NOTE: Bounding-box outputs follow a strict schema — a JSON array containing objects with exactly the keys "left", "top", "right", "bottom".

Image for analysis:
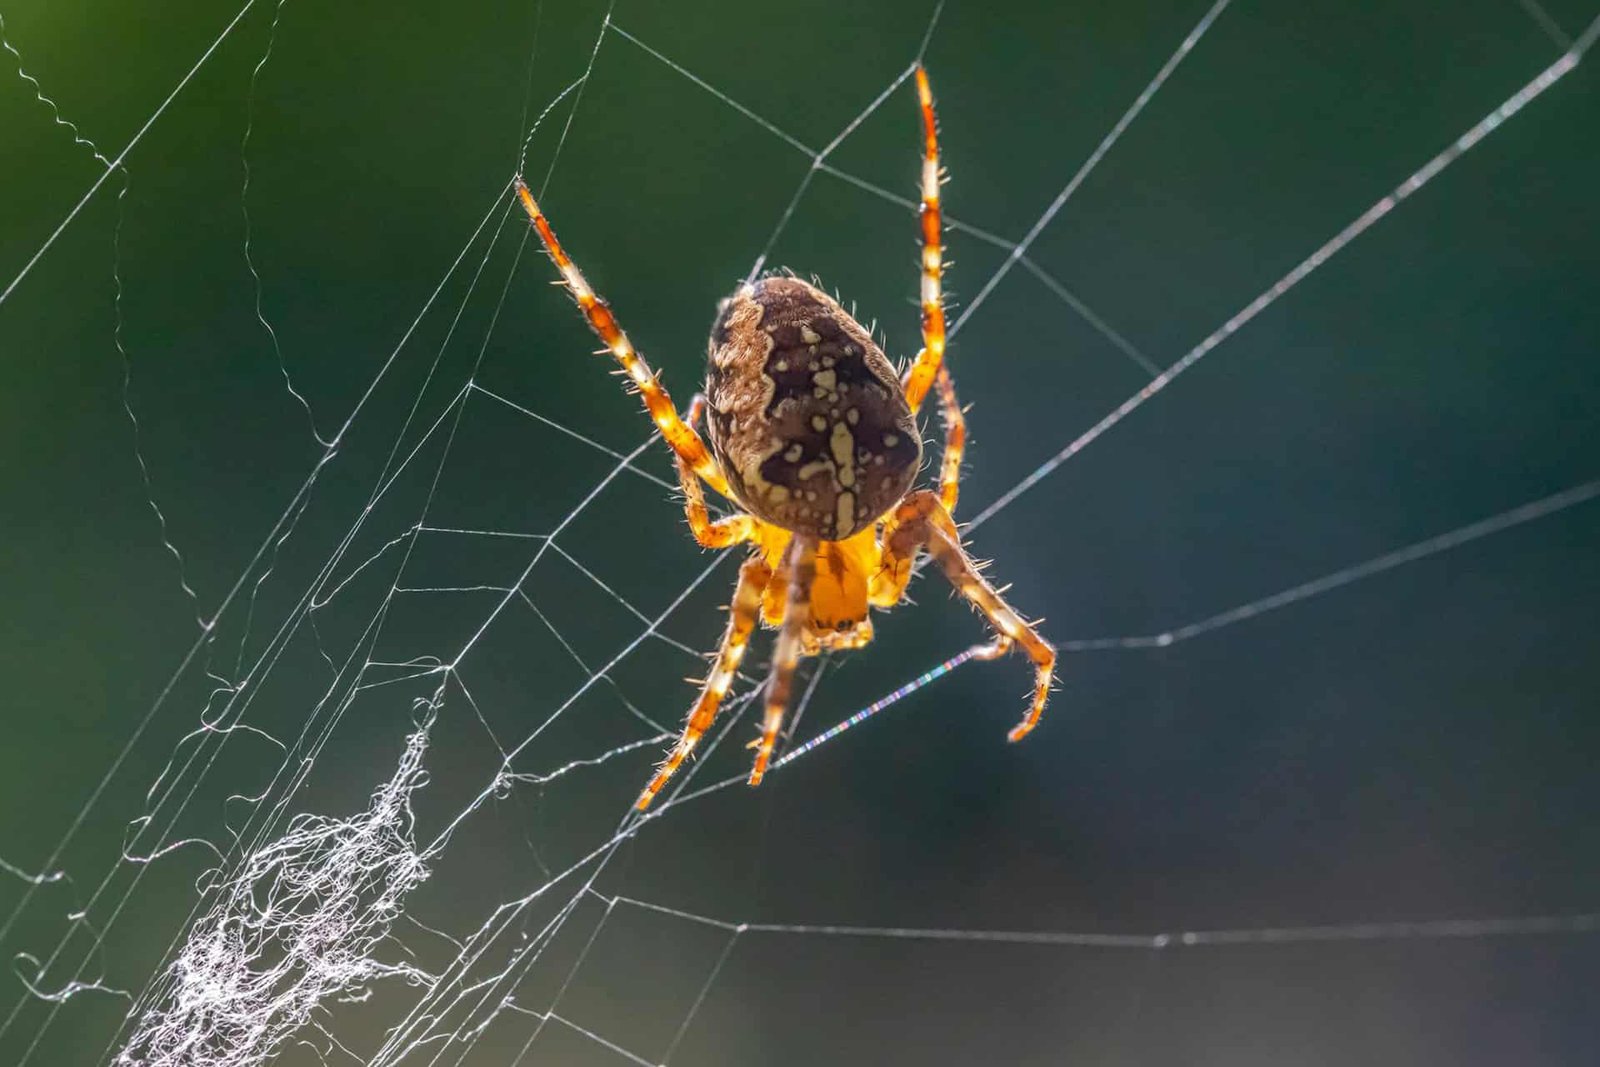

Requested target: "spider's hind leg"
[
  {"left": 636, "top": 554, "right": 771, "bottom": 810},
  {"left": 749, "top": 538, "right": 817, "bottom": 786}
]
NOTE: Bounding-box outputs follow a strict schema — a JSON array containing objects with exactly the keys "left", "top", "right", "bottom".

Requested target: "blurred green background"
[{"left": 2, "top": 0, "right": 1598, "bottom": 1063}]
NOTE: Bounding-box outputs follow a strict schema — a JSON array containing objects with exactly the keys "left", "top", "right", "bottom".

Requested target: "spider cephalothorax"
[
  {"left": 705, "top": 276, "right": 922, "bottom": 541},
  {"left": 515, "top": 67, "right": 1056, "bottom": 811}
]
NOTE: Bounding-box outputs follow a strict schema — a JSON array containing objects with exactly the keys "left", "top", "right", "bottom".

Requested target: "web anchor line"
[
  {"left": 948, "top": 0, "right": 1236, "bottom": 339},
  {"left": 967, "top": 14, "right": 1600, "bottom": 532},
  {"left": 597, "top": 891, "right": 1600, "bottom": 950},
  {"left": 777, "top": 475, "right": 1600, "bottom": 770}
]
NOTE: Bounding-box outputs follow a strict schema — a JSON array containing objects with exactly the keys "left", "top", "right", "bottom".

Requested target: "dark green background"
[{"left": 2, "top": 0, "right": 1598, "bottom": 1063}]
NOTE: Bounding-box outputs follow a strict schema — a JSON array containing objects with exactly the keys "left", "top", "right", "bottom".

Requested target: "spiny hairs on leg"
[
  {"left": 933, "top": 366, "right": 964, "bottom": 513},
  {"left": 512, "top": 178, "right": 731, "bottom": 498},
  {"left": 635, "top": 556, "right": 771, "bottom": 810},
  {"left": 901, "top": 65, "right": 946, "bottom": 414},
  {"left": 748, "top": 538, "right": 816, "bottom": 785}
]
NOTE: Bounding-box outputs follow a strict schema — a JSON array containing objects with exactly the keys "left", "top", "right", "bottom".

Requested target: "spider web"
[{"left": 2, "top": 0, "right": 1599, "bottom": 1063}]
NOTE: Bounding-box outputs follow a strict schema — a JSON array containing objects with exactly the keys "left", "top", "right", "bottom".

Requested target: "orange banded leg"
[
  {"left": 901, "top": 65, "right": 946, "bottom": 415},
  {"left": 886, "top": 491, "right": 1056, "bottom": 742},
  {"left": 748, "top": 538, "right": 817, "bottom": 785},
  {"left": 868, "top": 506, "right": 998, "bottom": 663},
  {"left": 636, "top": 555, "right": 772, "bottom": 810},
  {"left": 933, "top": 366, "right": 964, "bottom": 514},
  {"left": 678, "top": 395, "right": 755, "bottom": 549},
  {"left": 514, "top": 180, "right": 732, "bottom": 498}
]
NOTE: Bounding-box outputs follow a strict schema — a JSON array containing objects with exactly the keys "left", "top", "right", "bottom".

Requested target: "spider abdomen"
[{"left": 704, "top": 276, "right": 921, "bottom": 540}]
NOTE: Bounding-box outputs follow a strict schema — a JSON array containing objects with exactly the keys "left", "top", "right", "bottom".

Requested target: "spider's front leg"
[
  {"left": 882, "top": 491, "right": 1056, "bottom": 742},
  {"left": 636, "top": 554, "right": 772, "bottom": 810},
  {"left": 748, "top": 537, "right": 817, "bottom": 785},
  {"left": 514, "top": 180, "right": 733, "bottom": 499},
  {"left": 901, "top": 65, "right": 947, "bottom": 415},
  {"left": 899, "top": 69, "right": 967, "bottom": 518}
]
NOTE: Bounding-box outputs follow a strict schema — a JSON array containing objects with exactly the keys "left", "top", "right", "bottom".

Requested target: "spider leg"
[
  {"left": 933, "top": 366, "right": 965, "bottom": 514},
  {"left": 901, "top": 65, "right": 946, "bottom": 415},
  {"left": 867, "top": 378, "right": 970, "bottom": 604},
  {"left": 636, "top": 554, "right": 772, "bottom": 811},
  {"left": 748, "top": 537, "right": 817, "bottom": 785},
  {"left": 515, "top": 180, "right": 733, "bottom": 499},
  {"left": 677, "top": 395, "right": 756, "bottom": 548},
  {"left": 884, "top": 490, "right": 1056, "bottom": 741}
]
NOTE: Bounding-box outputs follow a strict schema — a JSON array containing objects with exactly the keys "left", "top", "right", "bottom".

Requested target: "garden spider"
[{"left": 515, "top": 67, "right": 1056, "bottom": 811}]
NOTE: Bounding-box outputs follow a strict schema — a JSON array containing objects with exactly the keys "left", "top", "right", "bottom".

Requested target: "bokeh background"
[{"left": 2, "top": 0, "right": 1598, "bottom": 1063}]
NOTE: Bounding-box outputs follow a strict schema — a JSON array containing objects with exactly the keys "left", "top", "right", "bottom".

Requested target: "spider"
[{"left": 514, "top": 67, "right": 1056, "bottom": 811}]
